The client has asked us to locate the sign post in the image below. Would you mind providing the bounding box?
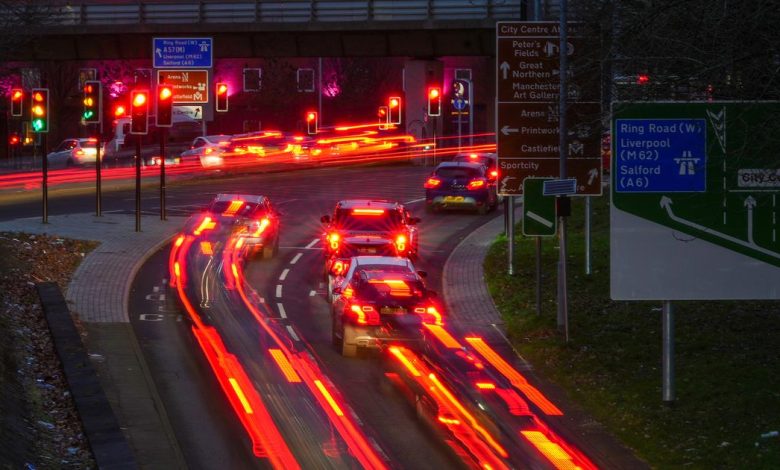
[523,178,558,237]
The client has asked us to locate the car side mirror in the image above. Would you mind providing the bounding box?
[417,270,428,278]
[321,215,331,224]
[408,216,421,225]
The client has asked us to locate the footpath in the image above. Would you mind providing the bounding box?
[0,209,645,469]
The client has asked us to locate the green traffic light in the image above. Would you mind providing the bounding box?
[83,110,94,119]
[32,118,46,132]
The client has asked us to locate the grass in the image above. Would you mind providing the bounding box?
[484,195,780,469]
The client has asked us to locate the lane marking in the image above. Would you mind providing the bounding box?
[279,268,290,281]
[290,253,303,265]
[404,197,426,204]
[280,246,322,251]
[309,290,316,297]
[275,284,282,298]
[305,238,319,249]
[276,303,287,319]
[286,325,300,342]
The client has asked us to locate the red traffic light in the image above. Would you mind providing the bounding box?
[159,86,173,100]
[307,112,316,121]
[157,85,173,127]
[114,104,127,117]
[389,97,399,108]
[427,86,441,116]
[10,88,23,117]
[637,74,650,85]
[306,111,318,134]
[130,90,149,134]
[133,92,147,107]
[9,134,19,145]
[215,82,228,112]
[388,96,401,125]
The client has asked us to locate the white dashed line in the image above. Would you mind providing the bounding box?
[305,239,319,249]
[275,285,282,298]
[279,268,290,281]
[276,303,287,318]
[290,253,303,265]
[286,325,300,341]
[309,290,316,297]
[404,197,426,204]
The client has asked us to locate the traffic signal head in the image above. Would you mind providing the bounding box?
[306,111,318,135]
[113,104,127,118]
[215,82,228,112]
[388,96,401,125]
[31,88,49,133]
[10,88,23,117]
[83,80,101,124]
[377,106,389,130]
[130,90,149,134]
[637,74,650,85]
[156,84,173,127]
[427,87,441,116]
[9,133,19,145]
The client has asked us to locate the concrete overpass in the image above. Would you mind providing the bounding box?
[5,0,544,60]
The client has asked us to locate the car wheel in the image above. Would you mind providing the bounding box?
[341,325,357,357]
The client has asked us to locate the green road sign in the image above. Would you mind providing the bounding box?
[523,178,557,237]
[611,102,780,300]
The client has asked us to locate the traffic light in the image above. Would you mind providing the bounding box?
[427,87,441,116]
[10,88,23,117]
[306,111,318,135]
[377,106,389,130]
[9,133,19,145]
[215,82,228,112]
[83,80,101,124]
[388,96,401,125]
[113,103,127,119]
[130,90,149,135]
[637,74,650,85]
[156,84,173,127]
[31,88,49,133]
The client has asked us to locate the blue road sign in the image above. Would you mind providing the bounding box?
[153,38,213,68]
[543,178,577,196]
[453,97,467,111]
[614,118,707,193]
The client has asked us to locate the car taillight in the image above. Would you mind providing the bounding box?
[331,259,348,276]
[414,306,443,325]
[489,170,498,179]
[328,232,340,251]
[252,218,270,236]
[424,177,442,189]
[467,179,486,190]
[349,304,380,325]
[74,149,85,156]
[395,234,407,253]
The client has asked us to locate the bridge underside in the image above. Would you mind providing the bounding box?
[18,26,496,61]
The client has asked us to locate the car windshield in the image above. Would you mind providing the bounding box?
[435,166,482,179]
[355,271,425,299]
[208,200,263,218]
[335,208,402,231]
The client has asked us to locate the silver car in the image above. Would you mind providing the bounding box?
[180,135,230,164]
[47,138,104,168]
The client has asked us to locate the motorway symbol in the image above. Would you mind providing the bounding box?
[153,37,213,68]
[523,178,557,237]
[611,102,780,300]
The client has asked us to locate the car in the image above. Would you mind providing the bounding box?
[202,194,281,260]
[424,161,498,214]
[320,199,421,300]
[46,138,104,168]
[452,152,498,181]
[180,135,231,164]
[330,256,442,357]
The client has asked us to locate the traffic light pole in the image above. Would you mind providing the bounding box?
[41,137,48,224]
[160,128,167,220]
[135,135,142,232]
[557,0,570,342]
[95,129,102,217]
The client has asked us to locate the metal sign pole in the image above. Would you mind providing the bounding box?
[95,129,102,217]
[467,79,473,147]
[160,128,167,220]
[662,300,675,404]
[536,237,542,315]
[557,0,570,341]
[135,135,141,232]
[41,138,48,224]
[508,196,515,275]
[585,195,592,274]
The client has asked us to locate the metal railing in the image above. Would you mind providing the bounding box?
[28,1,522,27]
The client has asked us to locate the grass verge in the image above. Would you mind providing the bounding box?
[484,195,780,469]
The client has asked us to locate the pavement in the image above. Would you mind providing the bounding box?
[0,209,646,469]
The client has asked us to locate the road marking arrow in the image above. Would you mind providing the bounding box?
[501,125,519,136]
[500,61,510,80]
[660,196,779,260]
[526,211,553,228]
[745,195,757,244]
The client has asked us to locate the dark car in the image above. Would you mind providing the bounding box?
[330,256,442,357]
[452,152,498,181]
[202,193,281,260]
[321,199,420,300]
[424,161,498,214]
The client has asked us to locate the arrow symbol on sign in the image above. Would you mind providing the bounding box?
[745,195,757,244]
[660,196,779,259]
[500,61,510,80]
[501,125,519,136]
[155,48,162,57]
[587,168,598,185]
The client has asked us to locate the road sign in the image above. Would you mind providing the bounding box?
[543,178,577,196]
[174,106,203,120]
[611,102,780,300]
[496,21,602,196]
[523,178,557,237]
[153,38,212,68]
[157,70,208,104]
